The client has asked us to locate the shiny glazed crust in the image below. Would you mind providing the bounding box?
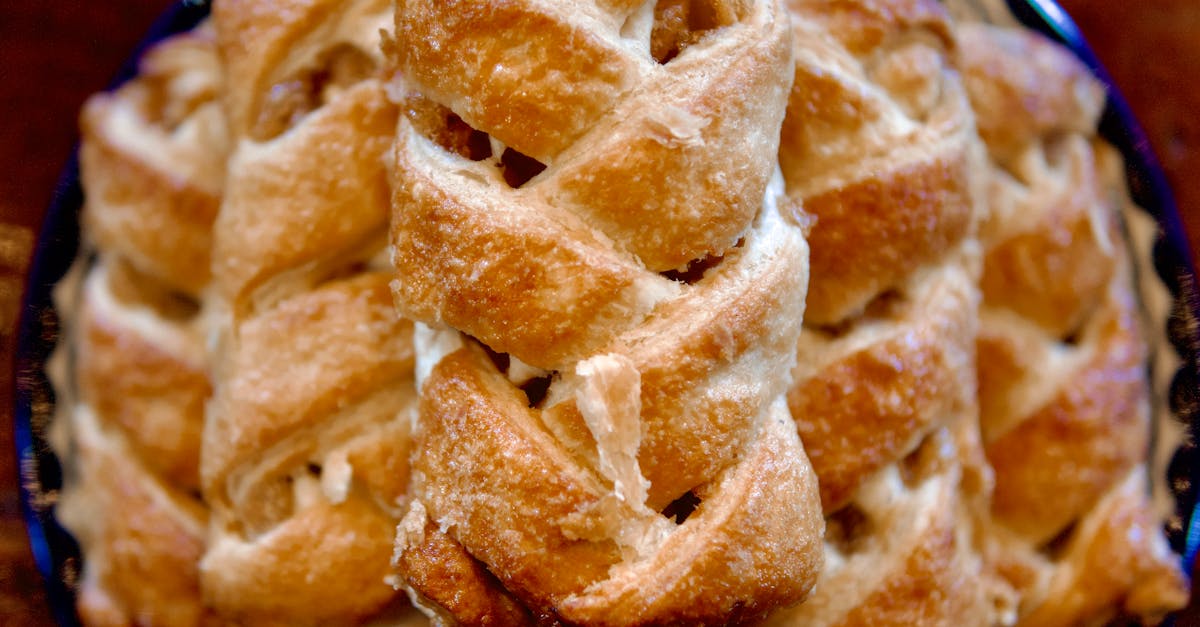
[388,0,826,623]
[960,22,1190,625]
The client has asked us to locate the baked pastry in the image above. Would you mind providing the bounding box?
[959,21,1190,625]
[766,1,1005,624]
[386,0,824,623]
[198,0,421,624]
[50,1,1192,625]
[53,23,227,626]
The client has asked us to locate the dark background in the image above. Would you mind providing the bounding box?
[1,1,1199,624]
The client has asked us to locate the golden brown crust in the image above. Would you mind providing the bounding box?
[958,23,1104,169]
[983,469,1190,627]
[202,273,414,494]
[62,405,210,627]
[78,24,226,298]
[982,285,1149,543]
[779,0,977,326]
[59,25,227,627]
[960,21,1189,624]
[389,1,825,623]
[393,515,533,625]
[789,264,976,511]
[57,3,1191,624]
[774,2,1001,624]
[212,79,395,313]
[211,0,395,314]
[393,0,640,164]
[409,344,823,625]
[199,3,418,623]
[764,429,995,627]
[392,0,793,278]
[213,0,390,140]
[59,259,212,627]
[201,272,416,626]
[77,262,208,492]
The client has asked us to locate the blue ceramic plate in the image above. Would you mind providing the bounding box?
[14,0,1200,624]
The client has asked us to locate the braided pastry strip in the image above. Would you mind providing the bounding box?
[79,24,227,297]
[57,261,213,627]
[762,427,994,627]
[959,22,1189,625]
[200,1,420,623]
[211,0,396,316]
[54,27,228,626]
[771,1,1002,623]
[780,0,986,508]
[388,1,825,623]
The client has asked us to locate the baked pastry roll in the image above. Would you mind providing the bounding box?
[54,24,228,627]
[769,1,1006,624]
[199,1,419,623]
[78,23,228,297]
[959,22,1190,625]
[387,0,824,623]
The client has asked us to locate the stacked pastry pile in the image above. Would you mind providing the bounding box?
[51,0,1190,625]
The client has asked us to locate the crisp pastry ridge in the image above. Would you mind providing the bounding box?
[386,0,825,624]
[959,21,1190,626]
[52,23,228,626]
[47,2,1193,626]
[196,1,425,624]
[766,1,1009,624]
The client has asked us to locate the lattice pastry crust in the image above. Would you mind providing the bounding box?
[51,1,1191,626]
[387,0,825,623]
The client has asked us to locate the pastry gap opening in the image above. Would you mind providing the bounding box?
[479,343,555,407]
[861,288,907,321]
[1060,327,1082,347]
[660,238,740,285]
[238,473,297,538]
[815,287,908,338]
[107,258,201,322]
[1038,520,1078,560]
[139,75,216,133]
[404,94,494,161]
[650,0,742,64]
[499,147,547,188]
[403,95,546,187]
[481,343,510,373]
[1042,131,1071,168]
[661,489,702,524]
[661,253,721,284]
[315,259,369,286]
[825,503,873,555]
[521,375,553,408]
[898,434,944,490]
[251,43,377,141]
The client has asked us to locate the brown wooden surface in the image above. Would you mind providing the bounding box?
[0,1,1197,625]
